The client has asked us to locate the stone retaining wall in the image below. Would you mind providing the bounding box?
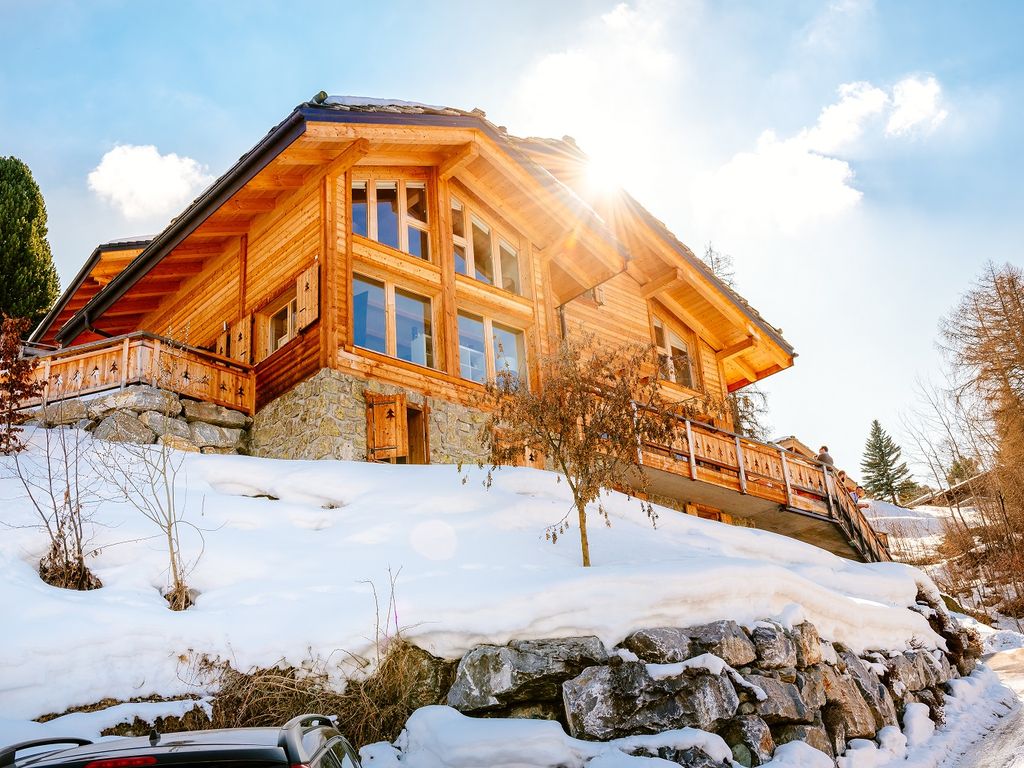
[249,367,489,464]
[438,601,980,767]
[26,386,250,454]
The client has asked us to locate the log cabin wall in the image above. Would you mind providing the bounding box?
[139,240,241,348]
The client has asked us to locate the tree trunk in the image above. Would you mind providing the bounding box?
[577,499,591,567]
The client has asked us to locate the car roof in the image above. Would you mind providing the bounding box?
[16,729,288,768]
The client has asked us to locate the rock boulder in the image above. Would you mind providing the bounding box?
[620,627,693,664]
[93,412,155,444]
[562,661,739,739]
[447,636,607,712]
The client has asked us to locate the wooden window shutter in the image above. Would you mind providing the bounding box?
[296,262,320,330]
[365,392,408,461]
[215,329,230,358]
[231,315,252,364]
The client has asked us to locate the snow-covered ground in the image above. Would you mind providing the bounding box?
[1,431,1021,767]
[864,500,975,557]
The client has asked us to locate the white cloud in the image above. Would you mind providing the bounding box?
[87,144,213,220]
[696,75,949,236]
[697,130,863,237]
[886,75,948,137]
[502,0,683,189]
[799,81,888,154]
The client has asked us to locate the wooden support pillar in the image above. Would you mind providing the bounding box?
[343,170,355,353]
[735,435,747,494]
[435,172,458,376]
[321,173,339,369]
[779,448,794,509]
[685,420,698,480]
[238,234,248,314]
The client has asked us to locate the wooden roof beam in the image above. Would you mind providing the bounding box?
[322,138,371,179]
[641,267,684,299]
[732,356,759,382]
[304,121,478,146]
[191,222,250,237]
[717,335,758,362]
[439,142,480,180]
[220,198,277,214]
[245,172,307,191]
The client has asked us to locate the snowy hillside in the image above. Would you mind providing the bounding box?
[0,431,944,722]
[2,431,1019,768]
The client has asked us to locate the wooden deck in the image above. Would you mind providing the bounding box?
[642,421,890,562]
[22,333,254,414]
[18,334,888,561]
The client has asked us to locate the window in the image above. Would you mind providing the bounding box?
[353,273,436,369]
[353,276,387,355]
[492,322,526,382]
[458,310,527,386]
[450,196,523,296]
[457,313,487,382]
[653,317,695,389]
[352,179,431,260]
[269,295,297,351]
[394,288,433,368]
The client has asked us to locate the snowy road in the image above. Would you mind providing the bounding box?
[958,649,1024,768]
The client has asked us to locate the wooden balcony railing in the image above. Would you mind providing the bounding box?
[21,332,254,415]
[642,418,891,562]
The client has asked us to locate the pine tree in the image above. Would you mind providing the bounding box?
[0,157,60,326]
[860,419,915,504]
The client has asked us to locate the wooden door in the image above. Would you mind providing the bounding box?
[365,392,408,461]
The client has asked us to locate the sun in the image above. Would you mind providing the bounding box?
[582,152,627,199]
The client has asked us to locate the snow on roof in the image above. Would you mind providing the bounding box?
[1,433,943,723]
[322,95,455,113]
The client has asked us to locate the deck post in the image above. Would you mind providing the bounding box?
[41,359,51,406]
[735,436,747,494]
[151,339,162,387]
[779,448,794,509]
[685,420,698,480]
[119,338,130,389]
[823,467,837,519]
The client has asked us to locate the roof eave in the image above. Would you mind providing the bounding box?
[29,239,152,345]
[55,109,308,346]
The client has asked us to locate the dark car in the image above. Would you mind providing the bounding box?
[1,715,360,768]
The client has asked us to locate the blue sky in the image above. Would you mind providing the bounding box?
[2,0,1021,476]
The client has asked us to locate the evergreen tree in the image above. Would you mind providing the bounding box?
[0,157,60,326]
[860,419,915,503]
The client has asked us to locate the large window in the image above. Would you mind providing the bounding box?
[450,196,523,295]
[353,276,387,354]
[457,311,527,385]
[352,180,431,260]
[353,274,435,369]
[653,317,695,389]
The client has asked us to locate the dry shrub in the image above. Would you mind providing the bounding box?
[203,640,454,749]
[39,551,101,591]
[1000,594,1024,618]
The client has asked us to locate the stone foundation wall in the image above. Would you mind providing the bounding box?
[249,367,489,465]
[26,386,250,453]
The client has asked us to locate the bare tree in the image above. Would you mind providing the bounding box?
[475,331,724,567]
[14,402,105,590]
[894,262,1024,625]
[93,348,203,609]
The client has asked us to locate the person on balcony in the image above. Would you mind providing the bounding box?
[817,445,834,466]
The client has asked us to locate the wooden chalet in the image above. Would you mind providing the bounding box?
[27,94,889,562]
